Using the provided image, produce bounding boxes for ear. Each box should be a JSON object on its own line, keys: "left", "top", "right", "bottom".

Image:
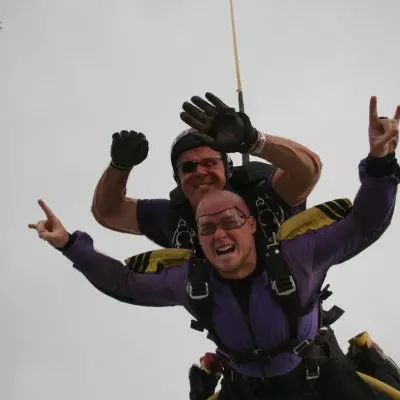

{"left": 173, "top": 166, "right": 182, "bottom": 185}
{"left": 248, "top": 216, "right": 257, "bottom": 234}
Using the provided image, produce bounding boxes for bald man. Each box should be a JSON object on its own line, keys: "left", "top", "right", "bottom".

{"left": 30, "top": 97, "right": 400, "bottom": 398}
{"left": 30, "top": 143, "right": 400, "bottom": 400}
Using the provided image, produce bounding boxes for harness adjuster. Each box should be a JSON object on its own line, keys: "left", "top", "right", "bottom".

{"left": 186, "top": 282, "right": 209, "bottom": 300}
{"left": 306, "top": 365, "right": 320, "bottom": 380}
{"left": 293, "top": 339, "right": 311, "bottom": 355}
{"left": 271, "top": 276, "right": 296, "bottom": 296}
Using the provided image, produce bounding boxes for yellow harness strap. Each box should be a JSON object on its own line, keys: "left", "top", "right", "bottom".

{"left": 358, "top": 372, "right": 400, "bottom": 399}
{"left": 277, "top": 198, "right": 352, "bottom": 240}
{"left": 124, "top": 248, "right": 193, "bottom": 273}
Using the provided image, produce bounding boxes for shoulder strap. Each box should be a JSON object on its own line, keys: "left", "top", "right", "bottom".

{"left": 277, "top": 198, "right": 353, "bottom": 240}
{"left": 241, "top": 178, "right": 307, "bottom": 341}
{"left": 262, "top": 198, "right": 352, "bottom": 342}
{"left": 259, "top": 240, "right": 313, "bottom": 342}
{"left": 169, "top": 186, "right": 187, "bottom": 206}
{"left": 230, "top": 161, "right": 277, "bottom": 188}
{"left": 261, "top": 199, "right": 352, "bottom": 331}
{"left": 124, "top": 248, "right": 193, "bottom": 273}
{"left": 186, "top": 258, "right": 225, "bottom": 347}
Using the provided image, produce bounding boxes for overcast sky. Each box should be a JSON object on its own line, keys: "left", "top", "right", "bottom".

{"left": 2, "top": 1, "right": 400, "bottom": 399}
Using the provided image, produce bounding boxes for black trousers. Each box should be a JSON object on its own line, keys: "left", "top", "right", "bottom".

{"left": 218, "top": 359, "right": 382, "bottom": 400}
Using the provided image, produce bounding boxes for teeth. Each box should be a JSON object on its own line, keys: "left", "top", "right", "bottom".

{"left": 218, "top": 245, "right": 231, "bottom": 251}
{"left": 216, "top": 245, "right": 235, "bottom": 255}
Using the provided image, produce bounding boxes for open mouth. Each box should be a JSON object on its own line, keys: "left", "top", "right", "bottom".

{"left": 196, "top": 182, "right": 214, "bottom": 191}
{"left": 216, "top": 244, "right": 235, "bottom": 256}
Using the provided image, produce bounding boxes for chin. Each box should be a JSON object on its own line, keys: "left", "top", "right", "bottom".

{"left": 214, "top": 259, "right": 240, "bottom": 274}
{"left": 197, "top": 185, "right": 217, "bottom": 195}
{"left": 191, "top": 187, "right": 217, "bottom": 207}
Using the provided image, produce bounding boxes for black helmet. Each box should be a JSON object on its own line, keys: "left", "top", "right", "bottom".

{"left": 170, "top": 128, "right": 232, "bottom": 181}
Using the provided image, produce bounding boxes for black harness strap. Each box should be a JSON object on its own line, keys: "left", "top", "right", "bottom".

{"left": 187, "top": 257, "right": 225, "bottom": 347}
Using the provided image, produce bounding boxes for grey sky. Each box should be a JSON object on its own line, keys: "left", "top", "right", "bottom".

{"left": 2, "top": 1, "right": 400, "bottom": 399}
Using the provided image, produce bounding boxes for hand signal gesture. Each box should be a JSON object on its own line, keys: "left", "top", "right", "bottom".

{"left": 29, "top": 200, "right": 69, "bottom": 249}
{"left": 369, "top": 96, "right": 400, "bottom": 158}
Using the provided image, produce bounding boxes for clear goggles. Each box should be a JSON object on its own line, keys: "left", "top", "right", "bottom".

{"left": 196, "top": 207, "right": 249, "bottom": 236}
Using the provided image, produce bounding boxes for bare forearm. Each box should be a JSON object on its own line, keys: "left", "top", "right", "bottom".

{"left": 92, "top": 166, "right": 131, "bottom": 216}
{"left": 91, "top": 166, "right": 141, "bottom": 234}
{"left": 256, "top": 133, "right": 322, "bottom": 205}
{"left": 258, "top": 134, "right": 322, "bottom": 180}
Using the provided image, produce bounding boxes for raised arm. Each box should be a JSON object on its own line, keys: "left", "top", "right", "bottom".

{"left": 314, "top": 97, "right": 400, "bottom": 270}
{"left": 179, "top": 92, "right": 322, "bottom": 206}
{"left": 256, "top": 135, "right": 322, "bottom": 206}
{"left": 29, "top": 200, "right": 186, "bottom": 307}
{"left": 91, "top": 130, "right": 148, "bottom": 235}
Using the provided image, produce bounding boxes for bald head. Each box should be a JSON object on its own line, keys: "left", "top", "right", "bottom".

{"left": 195, "top": 190, "right": 257, "bottom": 279}
{"left": 196, "top": 190, "right": 250, "bottom": 219}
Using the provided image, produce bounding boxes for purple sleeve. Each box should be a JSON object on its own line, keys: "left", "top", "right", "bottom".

{"left": 62, "top": 231, "right": 188, "bottom": 307}
{"left": 313, "top": 159, "right": 399, "bottom": 271}
{"left": 136, "top": 199, "right": 172, "bottom": 248}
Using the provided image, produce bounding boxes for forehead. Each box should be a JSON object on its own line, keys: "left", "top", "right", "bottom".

{"left": 198, "top": 207, "right": 241, "bottom": 222}
{"left": 197, "top": 196, "right": 239, "bottom": 217}
{"left": 177, "top": 146, "right": 221, "bottom": 163}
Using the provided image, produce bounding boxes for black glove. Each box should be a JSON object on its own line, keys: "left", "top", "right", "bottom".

{"left": 180, "top": 92, "right": 258, "bottom": 153}
{"left": 188, "top": 365, "right": 219, "bottom": 400}
{"left": 110, "top": 130, "right": 149, "bottom": 170}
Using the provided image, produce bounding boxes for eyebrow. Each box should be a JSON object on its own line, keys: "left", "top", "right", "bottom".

{"left": 196, "top": 206, "right": 247, "bottom": 221}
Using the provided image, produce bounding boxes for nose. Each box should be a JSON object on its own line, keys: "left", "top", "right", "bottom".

{"left": 213, "top": 225, "right": 227, "bottom": 240}
{"left": 194, "top": 163, "right": 208, "bottom": 176}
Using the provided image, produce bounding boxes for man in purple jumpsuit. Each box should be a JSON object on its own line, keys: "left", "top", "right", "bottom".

{"left": 29, "top": 97, "right": 400, "bottom": 399}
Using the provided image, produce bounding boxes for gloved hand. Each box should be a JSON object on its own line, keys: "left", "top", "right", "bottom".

{"left": 189, "top": 365, "right": 220, "bottom": 400}
{"left": 180, "top": 92, "right": 258, "bottom": 153}
{"left": 110, "top": 130, "right": 149, "bottom": 170}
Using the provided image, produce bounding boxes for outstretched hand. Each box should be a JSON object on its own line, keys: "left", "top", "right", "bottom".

{"left": 28, "top": 200, "right": 69, "bottom": 249}
{"left": 369, "top": 96, "right": 400, "bottom": 158}
{"left": 180, "top": 92, "right": 258, "bottom": 153}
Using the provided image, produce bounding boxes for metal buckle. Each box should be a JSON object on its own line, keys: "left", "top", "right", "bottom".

{"left": 186, "top": 282, "right": 209, "bottom": 300}
{"left": 306, "top": 365, "right": 320, "bottom": 380}
{"left": 265, "top": 240, "right": 280, "bottom": 256}
{"left": 271, "top": 276, "right": 296, "bottom": 296}
{"left": 293, "top": 339, "right": 311, "bottom": 355}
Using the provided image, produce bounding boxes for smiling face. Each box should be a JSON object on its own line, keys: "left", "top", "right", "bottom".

{"left": 196, "top": 191, "right": 257, "bottom": 279}
{"left": 176, "top": 146, "right": 226, "bottom": 209}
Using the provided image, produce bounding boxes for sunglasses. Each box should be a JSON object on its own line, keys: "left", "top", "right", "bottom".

{"left": 177, "top": 156, "right": 223, "bottom": 174}
{"left": 197, "top": 207, "right": 250, "bottom": 236}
